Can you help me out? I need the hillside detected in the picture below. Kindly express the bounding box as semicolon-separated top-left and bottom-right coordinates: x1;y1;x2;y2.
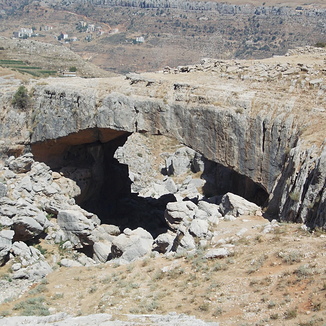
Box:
0;1;325;73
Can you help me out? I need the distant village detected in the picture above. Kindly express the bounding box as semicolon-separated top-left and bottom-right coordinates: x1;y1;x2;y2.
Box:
12;21;145;44
12;22;105;43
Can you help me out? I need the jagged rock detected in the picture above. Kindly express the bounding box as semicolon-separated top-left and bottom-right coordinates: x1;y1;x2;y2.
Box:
197;200;222;223
165;147;204;176
93;241;112;263
57;210;97;248
219;192;261;217
7;153;34;173
11;199;50;241
60;258;83;268
111;227;153;262
153;232;175;253
0;312;218;326
10;242;52;280
178;231;196;252
0;230;14;265
162;177;178;194
12;216;44;241
164;201;197;231
204;248;231;259
12;260;52;280
189;219;209;238
0;197;17;217
0;216;13;227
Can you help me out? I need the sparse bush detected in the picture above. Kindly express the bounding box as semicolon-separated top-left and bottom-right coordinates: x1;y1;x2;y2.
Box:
212;306;223;316
13;296;49;316
282;251;302;264
198;302;210;311
52;293;64;300
89;286;98;293
294;265;312;278
12;86;30;110
284;308;297;319
315;42;326;48
29;283;48;295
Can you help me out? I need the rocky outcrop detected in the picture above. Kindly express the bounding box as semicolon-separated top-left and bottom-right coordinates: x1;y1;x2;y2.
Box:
0;312;218;326
1;50;325;228
111;227;153;263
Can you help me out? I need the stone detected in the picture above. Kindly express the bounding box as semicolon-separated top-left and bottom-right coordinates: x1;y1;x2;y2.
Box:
165;147;197;176
111;227;153;262
93;241;112;263
0;230;14;265
197;200;222;223
57;210;96;248
178;231;196;252
60;258;83;267
0;312;218;325
204;248;230;259
12;216;44;241
7;153;34;173
153;232;175;253
164;201;197;230
189;219;209;238
219;193;261;217
0;197;17;217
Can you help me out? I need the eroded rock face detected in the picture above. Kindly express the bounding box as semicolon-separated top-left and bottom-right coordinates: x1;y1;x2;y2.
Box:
1;51;325;227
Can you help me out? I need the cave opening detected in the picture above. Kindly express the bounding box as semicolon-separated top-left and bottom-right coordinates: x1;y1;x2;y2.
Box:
31;129;269;238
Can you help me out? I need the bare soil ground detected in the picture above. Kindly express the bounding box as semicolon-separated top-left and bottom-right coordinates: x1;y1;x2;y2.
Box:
0;218;325;326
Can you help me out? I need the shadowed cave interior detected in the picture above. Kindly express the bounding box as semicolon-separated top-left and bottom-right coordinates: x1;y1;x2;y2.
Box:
32;130;269;238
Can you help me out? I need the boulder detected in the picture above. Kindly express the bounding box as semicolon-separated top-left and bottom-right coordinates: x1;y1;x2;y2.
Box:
60;259;83;268
204;248;230;259
197;200;222;223
57;210;97;248
165;147;198;176
0;197;17;217
7;153;34;173
164;201;197;230
189;219;209;238
219;192;261;217
10;242;52;280
111;227;153;262
93;241;112;263
12;216;44;241
153;232;175;253
0;230;14;265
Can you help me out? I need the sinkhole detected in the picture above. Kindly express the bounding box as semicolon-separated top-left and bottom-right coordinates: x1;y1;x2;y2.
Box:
31;129;269;238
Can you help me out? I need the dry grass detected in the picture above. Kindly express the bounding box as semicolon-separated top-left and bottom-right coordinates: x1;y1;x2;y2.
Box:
0;221;325;325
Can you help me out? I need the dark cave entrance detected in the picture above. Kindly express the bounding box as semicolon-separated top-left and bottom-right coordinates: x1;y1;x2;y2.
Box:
31;129;269;238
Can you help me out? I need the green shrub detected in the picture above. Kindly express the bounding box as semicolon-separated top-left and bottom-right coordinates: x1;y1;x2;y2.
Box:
315;42;326;48
13;296;50;316
12;86;30;110
69;66;77;72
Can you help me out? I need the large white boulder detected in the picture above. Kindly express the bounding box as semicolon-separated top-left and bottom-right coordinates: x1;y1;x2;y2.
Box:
219;192;261;217
111;227;153;262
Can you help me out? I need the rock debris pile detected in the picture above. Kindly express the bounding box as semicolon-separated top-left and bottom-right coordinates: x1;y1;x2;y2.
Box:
0;150;273;286
164;46;326;90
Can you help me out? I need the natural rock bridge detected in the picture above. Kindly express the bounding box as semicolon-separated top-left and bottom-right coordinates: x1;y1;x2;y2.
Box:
1;57;325;228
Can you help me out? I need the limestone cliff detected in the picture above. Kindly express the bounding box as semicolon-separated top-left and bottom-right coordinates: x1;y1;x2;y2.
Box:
1;48;325;227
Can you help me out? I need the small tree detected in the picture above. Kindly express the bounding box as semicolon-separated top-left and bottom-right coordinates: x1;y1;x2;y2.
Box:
69;66;77;72
12;86;30;110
